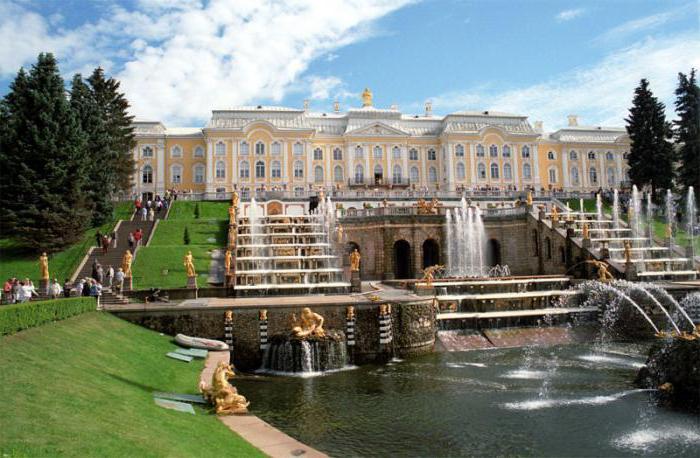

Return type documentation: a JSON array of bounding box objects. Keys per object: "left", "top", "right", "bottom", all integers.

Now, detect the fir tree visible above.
[
  {"left": 625, "top": 79, "right": 675, "bottom": 198},
  {"left": 0, "top": 53, "right": 91, "bottom": 251},
  {"left": 183, "top": 226, "right": 191, "bottom": 245},
  {"left": 194, "top": 203, "right": 200, "bottom": 219},
  {"left": 673, "top": 69, "right": 700, "bottom": 198}
]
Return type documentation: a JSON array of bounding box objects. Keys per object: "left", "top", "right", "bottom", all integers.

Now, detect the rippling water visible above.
[{"left": 234, "top": 343, "right": 699, "bottom": 457}]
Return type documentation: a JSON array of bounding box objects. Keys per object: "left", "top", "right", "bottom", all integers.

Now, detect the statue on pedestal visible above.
[
  {"left": 183, "top": 251, "right": 196, "bottom": 277},
  {"left": 551, "top": 206, "right": 559, "bottom": 223},
  {"left": 39, "top": 252, "right": 49, "bottom": 281},
  {"left": 199, "top": 361, "right": 249, "bottom": 415},
  {"left": 582, "top": 223, "right": 590, "bottom": 240},
  {"left": 422, "top": 264, "right": 444, "bottom": 288},
  {"left": 346, "top": 306, "right": 355, "bottom": 320},
  {"left": 232, "top": 191, "right": 239, "bottom": 209},
  {"left": 121, "top": 250, "right": 133, "bottom": 277},
  {"left": 290, "top": 307, "right": 326, "bottom": 338},
  {"left": 350, "top": 249, "right": 361, "bottom": 271},
  {"left": 624, "top": 240, "right": 632, "bottom": 263},
  {"left": 526, "top": 191, "right": 533, "bottom": 207},
  {"left": 588, "top": 260, "right": 614, "bottom": 282},
  {"left": 224, "top": 249, "right": 232, "bottom": 275}
]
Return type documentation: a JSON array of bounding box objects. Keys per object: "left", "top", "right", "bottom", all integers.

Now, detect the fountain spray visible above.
[
  {"left": 612, "top": 189, "right": 620, "bottom": 228},
  {"left": 686, "top": 186, "right": 696, "bottom": 263}
]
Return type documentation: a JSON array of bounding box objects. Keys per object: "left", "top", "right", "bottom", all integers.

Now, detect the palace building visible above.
[{"left": 131, "top": 89, "right": 630, "bottom": 198}]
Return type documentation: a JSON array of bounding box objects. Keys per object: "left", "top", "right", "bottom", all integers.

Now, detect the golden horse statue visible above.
[{"left": 199, "top": 361, "right": 250, "bottom": 415}]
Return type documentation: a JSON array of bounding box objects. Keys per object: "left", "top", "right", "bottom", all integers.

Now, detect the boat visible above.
[{"left": 174, "top": 333, "right": 229, "bottom": 351}]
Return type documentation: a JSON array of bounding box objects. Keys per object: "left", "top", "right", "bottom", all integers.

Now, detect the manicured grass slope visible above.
[
  {"left": 0, "top": 312, "right": 261, "bottom": 457},
  {"left": 0, "top": 203, "right": 134, "bottom": 284}
]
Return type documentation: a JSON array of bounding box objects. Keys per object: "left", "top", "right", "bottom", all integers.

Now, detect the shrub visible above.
[
  {"left": 0, "top": 297, "right": 96, "bottom": 336},
  {"left": 183, "top": 226, "right": 191, "bottom": 245},
  {"left": 194, "top": 203, "right": 200, "bottom": 219}
]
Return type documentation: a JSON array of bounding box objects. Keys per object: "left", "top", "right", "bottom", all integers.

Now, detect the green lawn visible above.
[
  {"left": 0, "top": 203, "right": 134, "bottom": 284},
  {"left": 562, "top": 198, "right": 612, "bottom": 214},
  {"left": 651, "top": 219, "right": 700, "bottom": 251},
  {"left": 0, "top": 312, "right": 261, "bottom": 457},
  {"left": 132, "top": 202, "right": 228, "bottom": 289}
]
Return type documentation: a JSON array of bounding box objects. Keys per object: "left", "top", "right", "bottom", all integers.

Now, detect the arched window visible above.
[
  {"left": 239, "top": 161, "right": 250, "bottom": 179},
  {"left": 142, "top": 165, "right": 153, "bottom": 183},
  {"left": 427, "top": 148, "right": 436, "bottom": 160},
  {"left": 588, "top": 151, "right": 596, "bottom": 160},
  {"left": 523, "top": 163, "right": 532, "bottom": 179},
  {"left": 502, "top": 145, "right": 511, "bottom": 157},
  {"left": 255, "top": 161, "right": 265, "bottom": 178},
  {"left": 428, "top": 166, "right": 438, "bottom": 182},
  {"left": 374, "top": 164, "right": 383, "bottom": 179},
  {"left": 333, "top": 147, "right": 342, "bottom": 160},
  {"left": 194, "top": 146, "right": 204, "bottom": 158},
  {"left": 607, "top": 167, "right": 615, "bottom": 186},
  {"left": 455, "top": 144, "right": 464, "bottom": 157},
  {"left": 240, "top": 141, "right": 249, "bottom": 155},
  {"left": 313, "top": 147, "right": 323, "bottom": 160},
  {"left": 171, "top": 165, "right": 182, "bottom": 183},
  {"left": 478, "top": 163, "right": 486, "bottom": 180},
  {"left": 293, "top": 142, "right": 303, "bottom": 156},
  {"left": 489, "top": 144, "right": 498, "bottom": 157},
  {"left": 194, "top": 165, "right": 205, "bottom": 183},
  {"left": 549, "top": 168, "right": 557, "bottom": 183},
  {"left": 294, "top": 161, "right": 304, "bottom": 179},
  {"left": 354, "top": 165, "right": 364, "bottom": 183},
  {"left": 606, "top": 151, "right": 614, "bottom": 161},
  {"left": 589, "top": 167, "right": 597, "bottom": 184},
  {"left": 393, "top": 165, "right": 402, "bottom": 184},
  {"left": 271, "top": 141, "right": 281, "bottom": 155},
  {"left": 571, "top": 166, "right": 579, "bottom": 184},
  {"left": 171, "top": 145, "right": 182, "bottom": 158},
  {"left": 215, "top": 141, "right": 226, "bottom": 156},
  {"left": 490, "top": 163, "right": 499, "bottom": 179},
  {"left": 334, "top": 165, "right": 343, "bottom": 182},
  {"left": 142, "top": 146, "right": 153, "bottom": 158},
  {"left": 393, "top": 146, "right": 401, "bottom": 159},
  {"left": 215, "top": 161, "right": 225, "bottom": 179},
  {"left": 373, "top": 146, "right": 383, "bottom": 159},
  {"left": 456, "top": 162, "right": 466, "bottom": 180},
  {"left": 521, "top": 145, "right": 530, "bottom": 158},
  {"left": 547, "top": 151, "right": 555, "bottom": 160},
  {"left": 271, "top": 160, "right": 281, "bottom": 178},
  {"left": 255, "top": 142, "right": 265, "bottom": 156},
  {"left": 355, "top": 145, "right": 363, "bottom": 158},
  {"left": 409, "top": 148, "right": 419, "bottom": 161},
  {"left": 503, "top": 163, "right": 512, "bottom": 180},
  {"left": 569, "top": 150, "right": 577, "bottom": 160},
  {"left": 410, "top": 166, "right": 419, "bottom": 183},
  {"left": 314, "top": 165, "right": 324, "bottom": 183},
  {"left": 476, "top": 144, "right": 485, "bottom": 157}
]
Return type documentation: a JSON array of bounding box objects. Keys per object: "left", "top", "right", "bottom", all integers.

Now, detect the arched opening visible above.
[
  {"left": 486, "top": 239, "right": 501, "bottom": 266},
  {"left": 422, "top": 239, "right": 440, "bottom": 269},
  {"left": 393, "top": 240, "right": 413, "bottom": 279}
]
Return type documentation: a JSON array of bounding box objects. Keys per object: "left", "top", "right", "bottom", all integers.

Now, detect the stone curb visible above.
[{"left": 200, "top": 351, "right": 328, "bottom": 458}]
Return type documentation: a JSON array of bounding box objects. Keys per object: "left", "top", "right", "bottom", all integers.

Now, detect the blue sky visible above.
[{"left": 0, "top": 0, "right": 697, "bottom": 130}]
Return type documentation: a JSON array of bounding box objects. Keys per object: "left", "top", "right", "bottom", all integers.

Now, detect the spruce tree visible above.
[
  {"left": 625, "top": 79, "right": 675, "bottom": 198},
  {"left": 673, "top": 69, "right": 700, "bottom": 198},
  {"left": 0, "top": 53, "right": 91, "bottom": 251}
]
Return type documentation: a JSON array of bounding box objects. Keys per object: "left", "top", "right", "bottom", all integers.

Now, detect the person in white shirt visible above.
[
  {"left": 49, "top": 278, "right": 63, "bottom": 299},
  {"left": 114, "top": 268, "right": 125, "bottom": 293}
]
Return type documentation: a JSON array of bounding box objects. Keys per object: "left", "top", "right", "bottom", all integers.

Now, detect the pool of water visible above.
[{"left": 235, "top": 342, "right": 700, "bottom": 457}]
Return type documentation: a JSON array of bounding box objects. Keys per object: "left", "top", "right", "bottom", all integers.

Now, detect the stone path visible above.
[{"left": 200, "top": 351, "right": 327, "bottom": 458}]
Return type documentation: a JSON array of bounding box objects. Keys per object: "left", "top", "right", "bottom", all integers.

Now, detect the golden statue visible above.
[
  {"left": 623, "top": 240, "right": 632, "bottom": 263},
  {"left": 350, "top": 248, "right": 361, "bottom": 271},
  {"left": 290, "top": 307, "right": 326, "bottom": 338},
  {"left": 199, "top": 361, "right": 249, "bottom": 415},
  {"left": 121, "top": 250, "right": 133, "bottom": 277},
  {"left": 183, "top": 251, "right": 196, "bottom": 277},
  {"left": 346, "top": 306, "right": 355, "bottom": 320},
  {"left": 526, "top": 191, "right": 533, "bottom": 206},
  {"left": 422, "top": 264, "right": 444, "bottom": 288},
  {"left": 39, "top": 252, "right": 49, "bottom": 281},
  {"left": 336, "top": 224, "right": 344, "bottom": 242},
  {"left": 232, "top": 191, "right": 239, "bottom": 208},
  {"left": 224, "top": 249, "right": 232, "bottom": 275},
  {"left": 224, "top": 310, "right": 233, "bottom": 323},
  {"left": 228, "top": 205, "right": 235, "bottom": 222},
  {"left": 259, "top": 309, "right": 267, "bottom": 321},
  {"left": 582, "top": 223, "right": 590, "bottom": 240},
  {"left": 361, "top": 87, "right": 373, "bottom": 107},
  {"left": 379, "top": 303, "right": 392, "bottom": 316},
  {"left": 551, "top": 206, "right": 559, "bottom": 223},
  {"left": 588, "top": 260, "right": 614, "bottom": 282},
  {"left": 665, "top": 224, "right": 672, "bottom": 238}
]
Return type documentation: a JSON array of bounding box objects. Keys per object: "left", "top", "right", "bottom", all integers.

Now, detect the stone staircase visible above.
[{"left": 100, "top": 288, "right": 129, "bottom": 306}]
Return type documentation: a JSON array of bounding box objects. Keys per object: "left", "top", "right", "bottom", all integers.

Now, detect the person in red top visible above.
[
  {"left": 133, "top": 229, "right": 143, "bottom": 246},
  {"left": 3, "top": 278, "right": 13, "bottom": 304}
]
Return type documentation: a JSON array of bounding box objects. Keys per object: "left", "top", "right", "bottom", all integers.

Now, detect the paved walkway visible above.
[{"left": 200, "top": 351, "right": 327, "bottom": 458}]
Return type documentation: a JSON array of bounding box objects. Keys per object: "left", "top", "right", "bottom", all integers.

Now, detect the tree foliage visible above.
[{"left": 674, "top": 69, "right": 700, "bottom": 197}]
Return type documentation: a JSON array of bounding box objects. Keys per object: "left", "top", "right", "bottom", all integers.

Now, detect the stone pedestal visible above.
[
  {"left": 225, "top": 274, "right": 234, "bottom": 289},
  {"left": 39, "top": 279, "right": 49, "bottom": 295},
  {"left": 123, "top": 276, "right": 133, "bottom": 292},
  {"left": 186, "top": 275, "right": 198, "bottom": 289},
  {"left": 350, "top": 270, "right": 361, "bottom": 293},
  {"left": 625, "top": 262, "right": 637, "bottom": 281}
]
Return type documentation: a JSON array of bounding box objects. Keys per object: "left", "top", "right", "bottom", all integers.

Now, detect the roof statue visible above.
[{"left": 362, "top": 87, "right": 373, "bottom": 107}]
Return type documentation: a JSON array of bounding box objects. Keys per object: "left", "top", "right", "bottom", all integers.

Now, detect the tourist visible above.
[
  {"left": 91, "top": 260, "right": 100, "bottom": 281},
  {"left": 82, "top": 279, "right": 92, "bottom": 297},
  {"left": 134, "top": 229, "right": 143, "bottom": 247},
  {"left": 96, "top": 265, "right": 104, "bottom": 284},
  {"left": 101, "top": 235, "right": 110, "bottom": 254},
  {"left": 140, "top": 207, "right": 147, "bottom": 221},
  {"left": 16, "top": 281, "right": 29, "bottom": 303},
  {"left": 114, "top": 268, "right": 125, "bottom": 293},
  {"left": 111, "top": 229, "right": 118, "bottom": 248},
  {"left": 75, "top": 279, "right": 84, "bottom": 297},
  {"left": 148, "top": 207, "right": 155, "bottom": 221},
  {"left": 25, "top": 279, "right": 37, "bottom": 298},
  {"left": 3, "top": 278, "right": 12, "bottom": 304},
  {"left": 49, "top": 278, "right": 62, "bottom": 299},
  {"left": 128, "top": 231, "right": 135, "bottom": 250},
  {"left": 63, "top": 279, "right": 72, "bottom": 298}
]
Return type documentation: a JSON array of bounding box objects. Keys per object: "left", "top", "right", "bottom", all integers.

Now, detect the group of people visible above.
[
  {"left": 1, "top": 277, "right": 70, "bottom": 304},
  {"left": 127, "top": 229, "right": 143, "bottom": 251},
  {"left": 95, "top": 229, "right": 118, "bottom": 254},
  {"left": 134, "top": 194, "right": 169, "bottom": 221},
  {"left": 87, "top": 259, "right": 126, "bottom": 294}
]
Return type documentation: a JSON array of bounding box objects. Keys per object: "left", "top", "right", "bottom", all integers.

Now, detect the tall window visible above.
[
  {"left": 489, "top": 145, "right": 498, "bottom": 157},
  {"left": 523, "top": 163, "right": 532, "bottom": 179},
  {"left": 314, "top": 165, "right": 324, "bottom": 183},
  {"left": 313, "top": 147, "right": 323, "bottom": 160},
  {"left": 502, "top": 145, "right": 511, "bottom": 157},
  {"left": 171, "top": 145, "right": 182, "bottom": 158},
  {"left": 215, "top": 161, "right": 225, "bottom": 179},
  {"left": 393, "top": 146, "right": 401, "bottom": 159},
  {"left": 571, "top": 166, "right": 579, "bottom": 184},
  {"left": 409, "top": 148, "right": 418, "bottom": 161},
  {"left": 476, "top": 144, "right": 485, "bottom": 157},
  {"left": 549, "top": 168, "right": 557, "bottom": 183},
  {"left": 374, "top": 164, "right": 383, "bottom": 179},
  {"left": 271, "top": 160, "right": 281, "bottom": 178},
  {"left": 393, "top": 165, "right": 402, "bottom": 183},
  {"left": 569, "top": 150, "right": 577, "bottom": 160},
  {"left": 374, "top": 146, "right": 383, "bottom": 159},
  {"left": 455, "top": 144, "right": 464, "bottom": 157},
  {"left": 334, "top": 165, "right": 343, "bottom": 182},
  {"left": 428, "top": 166, "right": 437, "bottom": 182},
  {"left": 194, "top": 165, "right": 205, "bottom": 183},
  {"left": 478, "top": 163, "right": 486, "bottom": 180},
  {"left": 271, "top": 142, "right": 281, "bottom": 155},
  {"left": 606, "top": 151, "right": 614, "bottom": 161},
  {"left": 521, "top": 145, "right": 530, "bottom": 158},
  {"left": 239, "top": 161, "right": 250, "bottom": 179},
  {"left": 456, "top": 162, "right": 465, "bottom": 180},
  {"left": 194, "top": 146, "right": 204, "bottom": 158},
  {"left": 333, "top": 147, "right": 342, "bottom": 160},
  {"left": 171, "top": 165, "right": 182, "bottom": 183},
  {"left": 589, "top": 167, "right": 597, "bottom": 184},
  {"left": 294, "top": 161, "right": 304, "bottom": 179},
  {"left": 293, "top": 142, "right": 303, "bottom": 156},
  {"left": 142, "top": 146, "right": 153, "bottom": 158},
  {"left": 354, "top": 165, "right": 364, "bottom": 183},
  {"left": 410, "top": 166, "right": 419, "bottom": 183},
  {"left": 427, "top": 148, "right": 436, "bottom": 160},
  {"left": 240, "top": 141, "right": 249, "bottom": 155},
  {"left": 255, "top": 142, "right": 265, "bottom": 156},
  {"left": 490, "top": 163, "right": 499, "bottom": 179},
  {"left": 503, "top": 163, "right": 512, "bottom": 180},
  {"left": 255, "top": 161, "right": 265, "bottom": 178},
  {"left": 588, "top": 151, "right": 596, "bottom": 160},
  {"left": 215, "top": 141, "right": 226, "bottom": 156},
  {"left": 547, "top": 151, "right": 555, "bottom": 160},
  {"left": 355, "top": 145, "right": 363, "bottom": 159},
  {"left": 607, "top": 167, "right": 615, "bottom": 186},
  {"left": 142, "top": 165, "right": 153, "bottom": 183}
]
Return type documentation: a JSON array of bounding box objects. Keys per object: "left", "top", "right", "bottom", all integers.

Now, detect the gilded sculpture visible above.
[
  {"left": 582, "top": 223, "right": 590, "bottom": 240},
  {"left": 228, "top": 206, "right": 235, "bottom": 222},
  {"left": 290, "top": 307, "right": 326, "bottom": 338},
  {"left": 379, "top": 303, "right": 392, "bottom": 315},
  {"left": 232, "top": 191, "right": 239, "bottom": 208},
  {"left": 224, "top": 249, "right": 232, "bottom": 275},
  {"left": 665, "top": 224, "right": 673, "bottom": 238},
  {"left": 346, "top": 306, "right": 355, "bottom": 320},
  {"left": 224, "top": 310, "right": 233, "bottom": 323},
  {"left": 362, "top": 87, "right": 373, "bottom": 107},
  {"left": 526, "top": 191, "right": 533, "bottom": 206},
  {"left": 551, "top": 206, "right": 559, "bottom": 223},
  {"left": 39, "top": 252, "right": 49, "bottom": 280},
  {"left": 184, "top": 251, "right": 196, "bottom": 277},
  {"left": 422, "top": 264, "right": 444, "bottom": 288},
  {"left": 588, "top": 260, "right": 614, "bottom": 282},
  {"left": 350, "top": 248, "right": 361, "bottom": 271},
  {"left": 199, "top": 361, "right": 250, "bottom": 415},
  {"left": 121, "top": 250, "right": 133, "bottom": 277},
  {"left": 259, "top": 309, "right": 268, "bottom": 321},
  {"left": 623, "top": 240, "right": 632, "bottom": 263}
]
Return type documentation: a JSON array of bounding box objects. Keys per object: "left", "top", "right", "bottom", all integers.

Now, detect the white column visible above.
[
  {"left": 206, "top": 140, "right": 214, "bottom": 192},
  {"left": 562, "top": 149, "right": 570, "bottom": 187},
  {"left": 581, "top": 151, "right": 589, "bottom": 189},
  {"left": 325, "top": 145, "right": 332, "bottom": 188},
  {"left": 346, "top": 143, "right": 352, "bottom": 187},
  {"left": 598, "top": 150, "right": 605, "bottom": 189},
  {"left": 420, "top": 147, "right": 427, "bottom": 187},
  {"left": 402, "top": 145, "right": 408, "bottom": 185},
  {"left": 387, "top": 144, "right": 393, "bottom": 183},
  {"left": 156, "top": 139, "right": 165, "bottom": 195},
  {"left": 470, "top": 143, "right": 477, "bottom": 185},
  {"left": 364, "top": 144, "right": 370, "bottom": 185},
  {"left": 512, "top": 144, "right": 519, "bottom": 187},
  {"left": 532, "top": 143, "right": 541, "bottom": 187},
  {"left": 282, "top": 140, "right": 288, "bottom": 184},
  {"left": 305, "top": 141, "right": 313, "bottom": 186},
  {"left": 231, "top": 139, "right": 237, "bottom": 189},
  {"left": 446, "top": 142, "right": 455, "bottom": 191}
]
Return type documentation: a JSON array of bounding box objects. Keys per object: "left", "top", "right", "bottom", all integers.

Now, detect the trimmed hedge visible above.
[{"left": 0, "top": 297, "right": 97, "bottom": 336}]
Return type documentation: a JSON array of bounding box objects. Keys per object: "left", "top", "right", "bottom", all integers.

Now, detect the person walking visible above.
[
  {"left": 49, "top": 278, "right": 62, "bottom": 299},
  {"left": 114, "top": 268, "right": 125, "bottom": 293},
  {"left": 105, "top": 265, "right": 114, "bottom": 288},
  {"left": 128, "top": 231, "right": 135, "bottom": 251},
  {"left": 140, "top": 206, "right": 147, "bottom": 221},
  {"left": 102, "top": 235, "right": 110, "bottom": 254},
  {"left": 111, "top": 229, "right": 118, "bottom": 248},
  {"left": 134, "top": 229, "right": 143, "bottom": 247},
  {"left": 148, "top": 207, "right": 155, "bottom": 221},
  {"left": 3, "top": 278, "right": 12, "bottom": 304},
  {"left": 63, "top": 278, "right": 72, "bottom": 298},
  {"left": 96, "top": 265, "right": 104, "bottom": 285}
]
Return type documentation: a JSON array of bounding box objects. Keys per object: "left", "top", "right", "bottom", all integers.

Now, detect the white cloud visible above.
[
  {"left": 0, "top": 0, "right": 413, "bottom": 124},
  {"left": 325, "top": 53, "right": 339, "bottom": 62},
  {"left": 306, "top": 76, "right": 344, "bottom": 100},
  {"left": 595, "top": 4, "right": 693, "bottom": 43},
  {"left": 426, "top": 33, "right": 700, "bottom": 130},
  {"left": 556, "top": 8, "right": 585, "bottom": 22}
]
